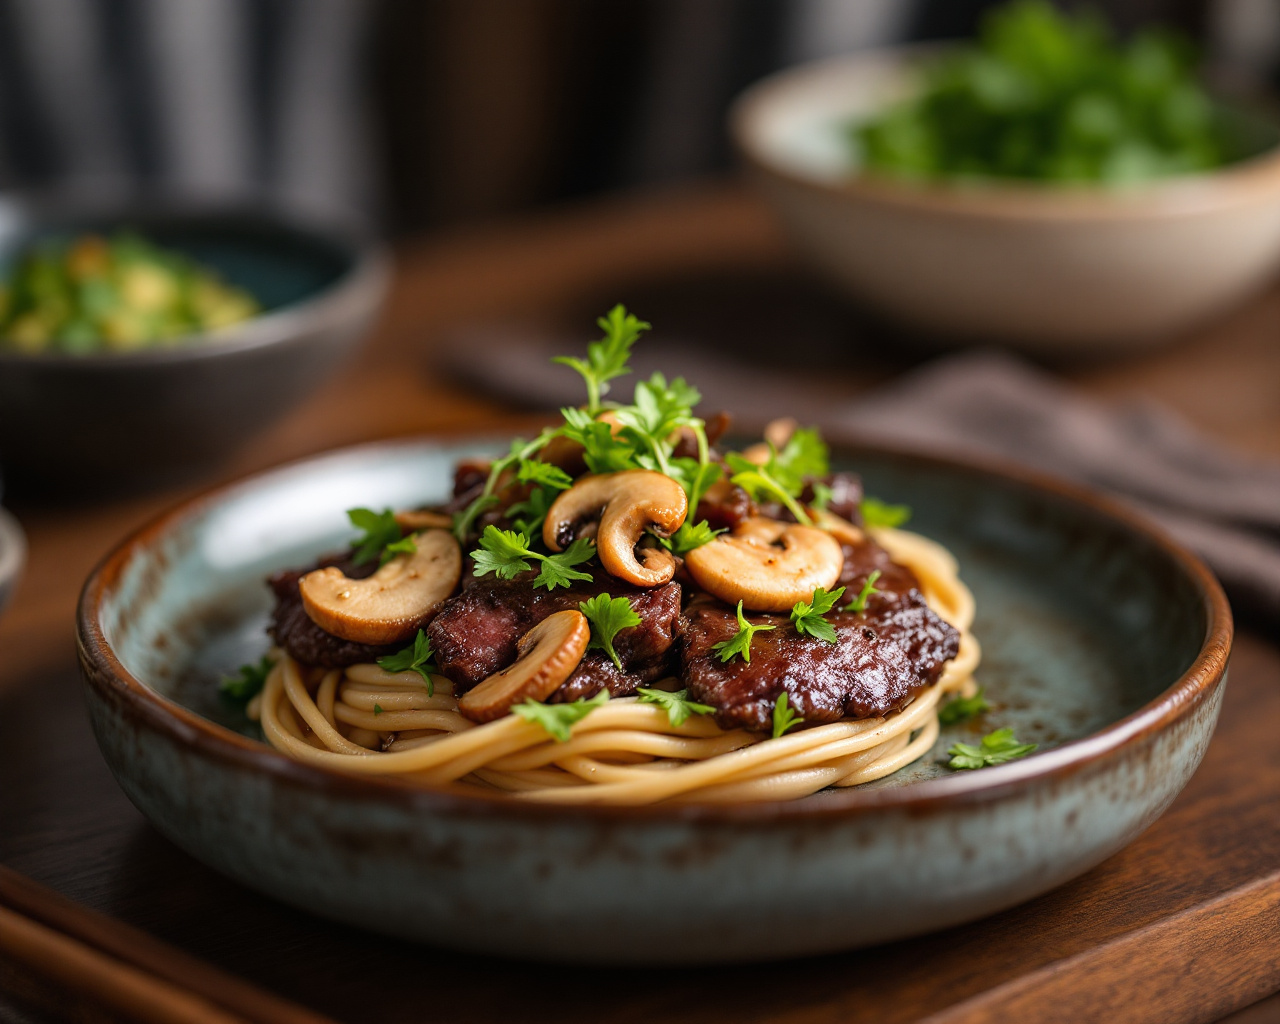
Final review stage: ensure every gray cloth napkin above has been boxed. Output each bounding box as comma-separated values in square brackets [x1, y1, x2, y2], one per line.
[833, 352, 1280, 623]
[442, 328, 1280, 622]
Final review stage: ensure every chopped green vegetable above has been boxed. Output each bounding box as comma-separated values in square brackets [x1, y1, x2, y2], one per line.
[853, 0, 1231, 186]
[0, 231, 260, 354]
[470, 525, 595, 590]
[790, 586, 846, 644]
[948, 727, 1037, 769]
[843, 570, 882, 613]
[636, 687, 716, 728]
[860, 498, 912, 529]
[552, 304, 650, 413]
[712, 601, 777, 664]
[376, 629, 437, 694]
[938, 688, 991, 726]
[513, 690, 610, 742]
[219, 656, 275, 701]
[771, 692, 804, 739]
[578, 593, 642, 669]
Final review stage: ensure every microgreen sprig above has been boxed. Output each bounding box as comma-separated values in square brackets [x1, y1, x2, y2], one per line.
[348, 507, 414, 566]
[377, 629, 437, 694]
[552, 304, 650, 414]
[712, 601, 776, 664]
[470, 525, 595, 590]
[790, 586, 846, 643]
[844, 570, 882, 613]
[938, 688, 991, 726]
[772, 692, 804, 739]
[948, 728, 1037, 770]
[578, 593, 642, 670]
[513, 690, 610, 742]
[636, 687, 715, 728]
[219, 655, 275, 701]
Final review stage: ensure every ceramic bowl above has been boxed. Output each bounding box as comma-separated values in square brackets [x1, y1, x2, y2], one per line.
[0, 505, 25, 616]
[730, 49, 1280, 353]
[76, 439, 1231, 963]
[0, 197, 389, 491]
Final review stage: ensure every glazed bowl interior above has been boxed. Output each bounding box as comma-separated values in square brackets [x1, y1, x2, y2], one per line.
[97, 439, 1210, 789]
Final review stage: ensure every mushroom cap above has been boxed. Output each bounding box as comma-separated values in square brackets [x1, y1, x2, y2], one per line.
[543, 469, 687, 587]
[299, 529, 462, 645]
[684, 516, 844, 612]
[457, 609, 591, 722]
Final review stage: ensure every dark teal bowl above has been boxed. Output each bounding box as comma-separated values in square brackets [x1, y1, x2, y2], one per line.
[0, 198, 389, 492]
[76, 439, 1232, 962]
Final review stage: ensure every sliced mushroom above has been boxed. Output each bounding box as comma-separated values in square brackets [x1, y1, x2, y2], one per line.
[395, 509, 453, 532]
[299, 529, 461, 645]
[543, 470, 688, 586]
[813, 508, 864, 547]
[457, 610, 590, 722]
[684, 516, 844, 612]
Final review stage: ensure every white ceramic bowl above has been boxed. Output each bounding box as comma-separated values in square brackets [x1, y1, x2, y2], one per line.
[730, 49, 1280, 354]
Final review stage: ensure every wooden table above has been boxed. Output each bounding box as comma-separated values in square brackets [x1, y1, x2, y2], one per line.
[1, 183, 1278, 1024]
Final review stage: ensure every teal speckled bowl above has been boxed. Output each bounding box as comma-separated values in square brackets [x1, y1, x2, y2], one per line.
[76, 439, 1232, 963]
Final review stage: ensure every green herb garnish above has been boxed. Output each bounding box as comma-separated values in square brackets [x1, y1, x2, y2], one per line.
[660, 520, 724, 557]
[578, 593, 642, 670]
[348, 507, 409, 565]
[810, 481, 834, 512]
[790, 586, 846, 644]
[844, 570, 882, 613]
[219, 655, 275, 701]
[711, 601, 777, 664]
[938, 688, 991, 726]
[772, 692, 804, 739]
[635, 687, 716, 728]
[948, 727, 1037, 770]
[513, 690, 610, 742]
[854, 0, 1230, 186]
[470, 525, 595, 590]
[860, 499, 912, 529]
[377, 629, 437, 694]
[552, 304, 651, 414]
[373, 704, 384, 716]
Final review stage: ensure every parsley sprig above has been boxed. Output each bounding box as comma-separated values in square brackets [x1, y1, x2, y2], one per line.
[219, 655, 275, 701]
[452, 430, 560, 543]
[348, 507, 415, 566]
[553, 304, 651, 414]
[712, 601, 776, 664]
[844, 570, 882, 613]
[636, 687, 715, 727]
[578, 593, 642, 669]
[376, 629, 437, 694]
[790, 586, 846, 644]
[471, 525, 595, 590]
[772, 692, 804, 739]
[938, 688, 991, 726]
[948, 728, 1037, 770]
[860, 498, 912, 529]
[505, 458, 575, 535]
[513, 690, 610, 742]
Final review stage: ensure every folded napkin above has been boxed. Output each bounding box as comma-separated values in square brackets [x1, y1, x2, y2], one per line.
[833, 352, 1280, 623]
[441, 328, 1279, 621]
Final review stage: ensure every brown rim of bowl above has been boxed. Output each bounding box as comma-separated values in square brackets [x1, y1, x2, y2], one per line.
[76, 435, 1233, 824]
[728, 48, 1280, 224]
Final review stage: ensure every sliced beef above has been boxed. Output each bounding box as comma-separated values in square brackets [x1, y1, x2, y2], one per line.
[428, 575, 682, 698]
[268, 554, 400, 668]
[679, 599, 925, 731]
[677, 532, 961, 732]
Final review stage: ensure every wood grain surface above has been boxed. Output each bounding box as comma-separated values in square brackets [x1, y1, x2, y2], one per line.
[1, 183, 1278, 1023]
